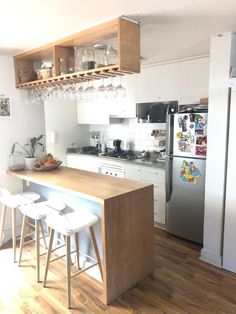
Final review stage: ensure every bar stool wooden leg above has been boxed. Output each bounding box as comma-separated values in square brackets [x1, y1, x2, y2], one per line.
[74, 233, 80, 270]
[89, 226, 103, 280]
[0, 204, 6, 247]
[18, 215, 27, 266]
[39, 220, 47, 249]
[35, 220, 40, 282]
[43, 229, 54, 287]
[12, 207, 17, 262]
[66, 235, 71, 309]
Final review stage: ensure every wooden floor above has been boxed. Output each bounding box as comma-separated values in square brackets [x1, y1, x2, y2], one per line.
[1, 228, 236, 313]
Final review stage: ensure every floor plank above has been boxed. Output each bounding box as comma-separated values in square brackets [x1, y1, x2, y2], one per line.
[1, 228, 236, 313]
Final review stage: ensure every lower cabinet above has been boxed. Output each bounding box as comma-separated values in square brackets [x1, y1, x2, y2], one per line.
[124, 164, 166, 226]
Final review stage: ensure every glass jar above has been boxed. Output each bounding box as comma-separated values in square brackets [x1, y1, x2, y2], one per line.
[8, 152, 25, 171]
[82, 48, 95, 70]
[94, 44, 107, 68]
[68, 56, 75, 73]
[59, 58, 68, 75]
[74, 46, 83, 72]
[107, 46, 118, 66]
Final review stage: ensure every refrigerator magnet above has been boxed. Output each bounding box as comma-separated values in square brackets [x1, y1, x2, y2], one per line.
[180, 160, 201, 184]
[196, 146, 207, 156]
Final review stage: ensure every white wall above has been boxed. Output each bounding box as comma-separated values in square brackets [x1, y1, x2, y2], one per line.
[44, 98, 89, 165]
[89, 120, 166, 152]
[0, 55, 45, 243]
[200, 33, 235, 267]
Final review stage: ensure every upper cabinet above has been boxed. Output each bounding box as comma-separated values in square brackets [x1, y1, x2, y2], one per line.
[178, 57, 210, 104]
[136, 57, 209, 104]
[108, 74, 137, 118]
[136, 63, 180, 103]
[13, 17, 140, 88]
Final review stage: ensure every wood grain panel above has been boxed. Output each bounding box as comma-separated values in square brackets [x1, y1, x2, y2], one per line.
[102, 186, 154, 303]
[8, 166, 151, 204]
[118, 18, 140, 73]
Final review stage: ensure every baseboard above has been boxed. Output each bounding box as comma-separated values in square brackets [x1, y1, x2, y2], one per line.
[199, 248, 223, 267]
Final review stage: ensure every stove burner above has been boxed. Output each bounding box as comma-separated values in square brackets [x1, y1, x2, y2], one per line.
[106, 150, 137, 160]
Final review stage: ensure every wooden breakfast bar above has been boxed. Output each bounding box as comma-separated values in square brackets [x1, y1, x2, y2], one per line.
[8, 166, 154, 304]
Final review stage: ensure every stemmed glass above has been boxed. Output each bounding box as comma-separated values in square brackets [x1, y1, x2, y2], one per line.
[106, 77, 116, 98]
[96, 78, 106, 99]
[115, 75, 126, 98]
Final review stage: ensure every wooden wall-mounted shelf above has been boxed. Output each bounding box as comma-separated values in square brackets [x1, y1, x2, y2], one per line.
[14, 17, 140, 89]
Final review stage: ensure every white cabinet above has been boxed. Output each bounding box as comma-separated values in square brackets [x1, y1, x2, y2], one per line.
[141, 166, 166, 225]
[108, 75, 136, 118]
[67, 154, 100, 172]
[77, 99, 109, 124]
[124, 164, 141, 180]
[136, 63, 179, 103]
[179, 57, 210, 104]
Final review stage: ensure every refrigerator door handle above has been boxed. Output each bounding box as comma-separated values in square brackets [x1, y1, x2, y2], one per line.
[165, 156, 173, 202]
[166, 114, 174, 155]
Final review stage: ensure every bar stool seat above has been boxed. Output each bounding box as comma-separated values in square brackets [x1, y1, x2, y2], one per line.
[0, 188, 40, 262]
[46, 211, 98, 236]
[43, 209, 103, 309]
[0, 191, 40, 208]
[18, 201, 66, 282]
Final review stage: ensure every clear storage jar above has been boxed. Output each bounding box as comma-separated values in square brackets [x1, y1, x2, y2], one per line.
[94, 44, 107, 68]
[107, 46, 118, 66]
[82, 48, 95, 70]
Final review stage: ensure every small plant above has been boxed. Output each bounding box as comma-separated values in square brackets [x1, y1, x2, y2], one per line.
[11, 135, 45, 158]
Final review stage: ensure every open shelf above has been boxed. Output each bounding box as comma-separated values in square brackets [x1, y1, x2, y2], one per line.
[14, 17, 140, 89]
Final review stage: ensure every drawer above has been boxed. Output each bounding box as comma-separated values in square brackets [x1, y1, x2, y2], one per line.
[154, 183, 165, 198]
[141, 167, 165, 184]
[154, 197, 165, 212]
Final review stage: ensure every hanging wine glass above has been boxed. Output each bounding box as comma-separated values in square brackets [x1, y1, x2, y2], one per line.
[96, 78, 106, 99]
[115, 75, 126, 98]
[106, 77, 116, 98]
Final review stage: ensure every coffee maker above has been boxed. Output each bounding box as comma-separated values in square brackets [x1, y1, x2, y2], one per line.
[113, 139, 122, 153]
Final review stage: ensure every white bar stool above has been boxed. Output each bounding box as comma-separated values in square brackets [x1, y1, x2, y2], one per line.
[43, 209, 103, 309]
[0, 187, 40, 262]
[18, 201, 54, 282]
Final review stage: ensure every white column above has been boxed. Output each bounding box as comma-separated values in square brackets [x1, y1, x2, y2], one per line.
[200, 33, 236, 267]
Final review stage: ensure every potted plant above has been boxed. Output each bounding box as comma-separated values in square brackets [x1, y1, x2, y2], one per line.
[11, 135, 45, 169]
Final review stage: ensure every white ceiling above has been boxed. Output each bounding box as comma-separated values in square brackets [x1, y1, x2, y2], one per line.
[1, 0, 236, 64]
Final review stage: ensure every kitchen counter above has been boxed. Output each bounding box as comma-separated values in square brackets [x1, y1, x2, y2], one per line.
[68, 152, 166, 169]
[8, 166, 154, 304]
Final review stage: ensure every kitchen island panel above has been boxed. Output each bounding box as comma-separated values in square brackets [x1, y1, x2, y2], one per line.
[102, 186, 154, 303]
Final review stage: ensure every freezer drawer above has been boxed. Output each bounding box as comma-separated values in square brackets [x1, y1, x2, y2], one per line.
[166, 156, 206, 243]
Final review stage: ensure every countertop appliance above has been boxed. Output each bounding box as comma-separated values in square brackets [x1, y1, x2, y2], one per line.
[165, 107, 208, 244]
[136, 101, 178, 123]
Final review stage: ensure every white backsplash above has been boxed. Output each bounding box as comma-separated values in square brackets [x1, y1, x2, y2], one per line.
[89, 119, 166, 152]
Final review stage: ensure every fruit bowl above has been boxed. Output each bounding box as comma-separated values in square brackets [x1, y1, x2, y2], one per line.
[32, 153, 62, 171]
[32, 160, 62, 171]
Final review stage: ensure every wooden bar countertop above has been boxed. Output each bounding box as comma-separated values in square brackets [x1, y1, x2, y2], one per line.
[8, 165, 154, 304]
[8, 166, 152, 204]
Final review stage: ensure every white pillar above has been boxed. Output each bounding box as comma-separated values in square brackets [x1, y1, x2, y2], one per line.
[200, 33, 236, 267]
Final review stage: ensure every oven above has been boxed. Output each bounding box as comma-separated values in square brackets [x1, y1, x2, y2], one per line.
[99, 163, 125, 178]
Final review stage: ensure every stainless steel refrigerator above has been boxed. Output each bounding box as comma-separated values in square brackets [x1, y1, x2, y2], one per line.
[165, 108, 208, 244]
